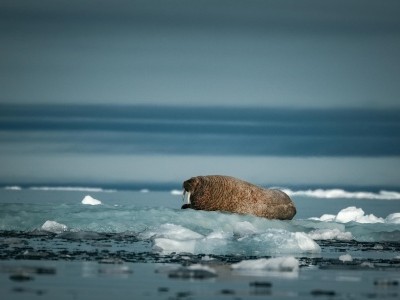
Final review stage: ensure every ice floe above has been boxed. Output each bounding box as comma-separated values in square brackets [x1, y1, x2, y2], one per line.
[307, 228, 353, 241]
[339, 254, 353, 262]
[41, 220, 68, 233]
[146, 223, 320, 255]
[310, 206, 399, 224]
[81, 195, 102, 205]
[385, 213, 400, 224]
[232, 257, 299, 272]
[282, 188, 400, 200]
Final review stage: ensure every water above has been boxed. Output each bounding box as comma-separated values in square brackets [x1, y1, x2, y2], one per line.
[1, 188, 399, 299]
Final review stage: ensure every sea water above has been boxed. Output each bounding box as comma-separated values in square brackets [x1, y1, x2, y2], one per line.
[0, 187, 399, 300]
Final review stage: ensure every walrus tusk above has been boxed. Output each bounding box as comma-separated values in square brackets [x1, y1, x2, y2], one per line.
[182, 191, 191, 205]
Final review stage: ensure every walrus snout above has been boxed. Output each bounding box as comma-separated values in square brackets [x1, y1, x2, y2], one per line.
[180, 175, 296, 220]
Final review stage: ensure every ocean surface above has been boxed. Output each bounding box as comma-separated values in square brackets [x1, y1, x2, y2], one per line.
[1, 187, 399, 299]
[1, 105, 400, 299]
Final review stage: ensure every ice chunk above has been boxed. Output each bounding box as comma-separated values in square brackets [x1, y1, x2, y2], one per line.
[319, 214, 336, 222]
[41, 220, 67, 233]
[335, 207, 365, 223]
[232, 257, 299, 272]
[187, 264, 217, 274]
[233, 221, 258, 236]
[335, 207, 384, 223]
[145, 223, 204, 241]
[246, 230, 321, 254]
[153, 229, 227, 255]
[154, 238, 197, 254]
[339, 254, 353, 262]
[312, 207, 385, 224]
[386, 213, 400, 224]
[294, 232, 321, 252]
[81, 195, 102, 205]
[307, 228, 353, 241]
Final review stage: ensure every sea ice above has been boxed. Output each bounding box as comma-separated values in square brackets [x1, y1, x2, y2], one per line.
[41, 220, 68, 234]
[81, 195, 102, 205]
[294, 232, 321, 252]
[143, 223, 204, 241]
[149, 223, 320, 255]
[233, 221, 258, 235]
[339, 254, 353, 262]
[312, 206, 387, 224]
[232, 257, 299, 272]
[335, 207, 384, 223]
[283, 188, 400, 200]
[307, 228, 353, 241]
[386, 213, 400, 224]
[154, 238, 197, 254]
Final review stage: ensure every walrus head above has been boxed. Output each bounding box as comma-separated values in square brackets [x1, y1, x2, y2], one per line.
[181, 176, 200, 209]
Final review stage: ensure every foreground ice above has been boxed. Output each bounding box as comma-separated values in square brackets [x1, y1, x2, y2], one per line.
[1, 196, 399, 255]
[147, 223, 320, 255]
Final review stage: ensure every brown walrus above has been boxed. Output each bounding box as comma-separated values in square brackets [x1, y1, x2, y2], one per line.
[181, 175, 296, 220]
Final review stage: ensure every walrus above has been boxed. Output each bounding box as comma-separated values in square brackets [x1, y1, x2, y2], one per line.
[181, 175, 296, 220]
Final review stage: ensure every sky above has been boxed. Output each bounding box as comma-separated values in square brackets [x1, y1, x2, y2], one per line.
[1, 0, 400, 108]
[0, 0, 400, 189]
